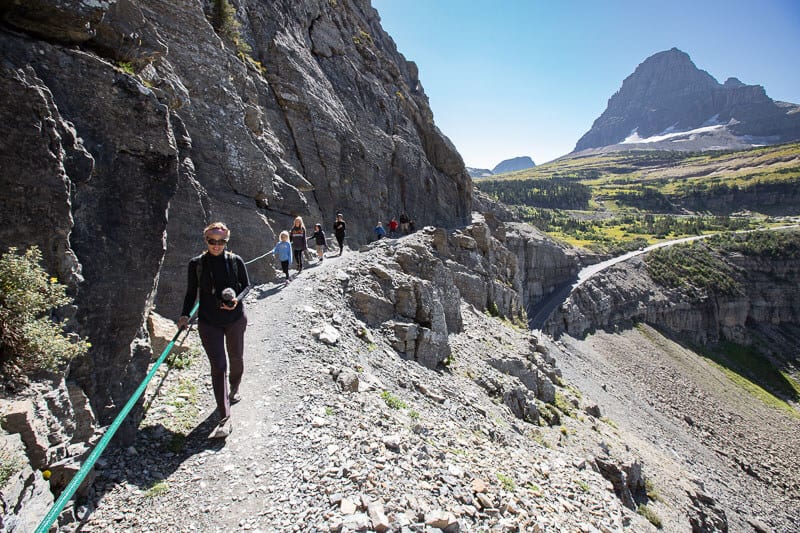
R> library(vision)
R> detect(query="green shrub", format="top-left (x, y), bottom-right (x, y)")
top-left (0, 246), bottom-right (89, 374)
top-left (144, 480), bottom-right (169, 498)
top-left (645, 478), bottom-right (662, 502)
top-left (0, 447), bottom-right (23, 487)
top-left (637, 503), bottom-right (663, 528)
top-left (167, 347), bottom-right (197, 370)
top-left (496, 472), bottom-right (515, 491)
top-left (645, 243), bottom-right (742, 298)
top-left (380, 390), bottom-right (407, 410)
top-left (554, 391), bottom-right (575, 417)
top-left (215, 0), bottom-right (252, 58)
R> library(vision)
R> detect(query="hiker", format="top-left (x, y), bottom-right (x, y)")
top-left (309, 223), bottom-right (327, 262)
top-left (289, 216), bottom-right (307, 272)
top-left (399, 212), bottom-right (410, 234)
top-left (272, 230), bottom-right (293, 283)
top-left (177, 222), bottom-right (249, 439)
top-left (374, 221), bottom-right (386, 240)
top-left (388, 217), bottom-right (399, 237)
top-left (333, 213), bottom-right (346, 256)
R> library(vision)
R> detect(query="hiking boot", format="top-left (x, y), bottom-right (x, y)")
top-left (210, 417), bottom-right (232, 439)
top-left (229, 391), bottom-right (241, 405)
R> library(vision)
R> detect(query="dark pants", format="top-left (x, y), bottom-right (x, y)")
top-left (335, 234), bottom-right (344, 254)
top-left (280, 260), bottom-right (289, 279)
top-left (293, 249), bottom-right (303, 270)
top-left (198, 313), bottom-right (247, 419)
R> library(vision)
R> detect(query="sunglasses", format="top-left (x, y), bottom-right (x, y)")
top-left (206, 238), bottom-right (228, 246)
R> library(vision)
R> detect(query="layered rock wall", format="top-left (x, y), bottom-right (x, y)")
top-left (502, 223), bottom-right (581, 311)
top-left (546, 242), bottom-right (800, 348)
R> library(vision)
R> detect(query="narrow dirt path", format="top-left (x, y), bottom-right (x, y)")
top-left (81, 254), bottom-right (348, 531)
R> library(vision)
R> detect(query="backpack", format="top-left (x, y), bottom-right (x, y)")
top-left (195, 251), bottom-right (242, 295)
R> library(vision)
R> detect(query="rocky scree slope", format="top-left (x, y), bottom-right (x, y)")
top-left (0, 0), bottom-right (471, 448)
top-left (72, 227), bottom-right (666, 532)
top-left (551, 324), bottom-right (800, 533)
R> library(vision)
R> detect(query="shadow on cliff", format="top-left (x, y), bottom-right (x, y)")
top-left (527, 278), bottom-right (578, 331)
top-left (657, 326), bottom-right (800, 406)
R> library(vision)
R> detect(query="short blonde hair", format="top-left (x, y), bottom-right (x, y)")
top-left (279, 230), bottom-right (289, 241)
top-left (204, 222), bottom-right (230, 239)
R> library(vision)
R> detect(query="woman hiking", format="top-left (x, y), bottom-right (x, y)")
top-left (177, 222), bottom-right (249, 439)
top-left (289, 216), bottom-right (307, 272)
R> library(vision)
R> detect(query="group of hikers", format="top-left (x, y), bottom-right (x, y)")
top-left (374, 212), bottom-right (414, 240)
top-left (176, 210), bottom-right (412, 438)
top-left (270, 213), bottom-right (347, 283)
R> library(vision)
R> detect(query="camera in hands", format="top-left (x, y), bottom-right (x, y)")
top-left (221, 287), bottom-right (237, 308)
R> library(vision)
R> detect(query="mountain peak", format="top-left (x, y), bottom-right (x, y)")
top-left (724, 77), bottom-right (746, 88)
top-left (574, 49), bottom-right (800, 153)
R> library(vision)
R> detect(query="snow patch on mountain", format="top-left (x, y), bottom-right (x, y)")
top-left (622, 124), bottom-right (728, 145)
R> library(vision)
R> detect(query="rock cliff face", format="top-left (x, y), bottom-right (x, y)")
top-left (347, 218), bottom-right (580, 368)
top-left (545, 235), bottom-right (800, 352)
top-left (0, 0), bottom-right (471, 437)
top-left (575, 48), bottom-right (800, 152)
top-left (502, 223), bottom-right (581, 311)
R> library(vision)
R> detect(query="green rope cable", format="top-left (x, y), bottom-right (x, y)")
top-left (35, 301), bottom-right (199, 533)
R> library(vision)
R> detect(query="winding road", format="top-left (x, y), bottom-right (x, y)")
top-left (527, 225), bottom-right (799, 331)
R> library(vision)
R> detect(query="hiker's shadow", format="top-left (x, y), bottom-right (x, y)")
top-left (79, 413), bottom-right (226, 523)
top-left (252, 282), bottom-right (286, 300)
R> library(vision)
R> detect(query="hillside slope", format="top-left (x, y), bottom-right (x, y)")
top-left (3, 225), bottom-right (659, 532)
top-left (544, 229), bottom-right (800, 532)
top-left (553, 326), bottom-right (800, 533)
top-left (4, 222), bottom-right (798, 531)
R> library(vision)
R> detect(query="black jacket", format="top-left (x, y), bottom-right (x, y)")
top-left (181, 251), bottom-right (249, 325)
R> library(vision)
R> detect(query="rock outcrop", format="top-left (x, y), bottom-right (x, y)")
top-left (346, 219), bottom-right (579, 369)
top-left (575, 48), bottom-right (800, 153)
top-left (0, 0), bottom-right (471, 447)
top-left (502, 222), bottom-right (581, 311)
top-left (1, 375), bottom-right (97, 530)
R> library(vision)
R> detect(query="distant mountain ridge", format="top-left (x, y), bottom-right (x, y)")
top-left (467, 166), bottom-right (493, 179)
top-left (492, 156), bottom-right (535, 174)
top-left (467, 156), bottom-right (536, 178)
top-left (574, 48), bottom-right (800, 154)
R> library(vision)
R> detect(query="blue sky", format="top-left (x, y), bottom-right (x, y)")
top-left (372, 0), bottom-right (800, 169)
